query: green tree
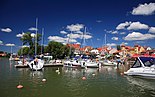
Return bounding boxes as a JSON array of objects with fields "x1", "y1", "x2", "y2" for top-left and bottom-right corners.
[
  {"x1": 45, "y1": 41, "x2": 70, "y2": 59},
  {"x1": 18, "y1": 47, "x2": 30, "y2": 56},
  {"x1": 117, "y1": 45, "x2": 121, "y2": 50},
  {"x1": 20, "y1": 32, "x2": 41, "y2": 55}
]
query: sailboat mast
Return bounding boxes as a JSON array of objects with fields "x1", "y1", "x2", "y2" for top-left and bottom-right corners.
[
  {"x1": 105, "y1": 34, "x2": 106, "y2": 46},
  {"x1": 41, "y1": 28, "x2": 44, "y2": 54},
  {"x1": 35, "y1": 18, "x2": 38, "y2": 56}
]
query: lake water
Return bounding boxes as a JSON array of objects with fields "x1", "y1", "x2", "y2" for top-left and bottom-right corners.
[{"x1": 0, "y1": 58, "x2": 155, "y2": 97}]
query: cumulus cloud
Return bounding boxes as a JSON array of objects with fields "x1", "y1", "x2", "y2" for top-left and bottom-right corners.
[
  {"x1": 127, "y1": 22, "x2": 149, "y2": 30},
  {"x1": 66, "y1": 24, "x2": 84, "y2": 32},
  {"x1": 67, "y1": 33, "x2": 81, "y2": 39},
  {"x1": 149, "y1": 27, "x2": 155, "y2": 33},
  {"x1": 121, "y1": 42, "x2": 128, "y2": 45},
  {"x1": 83, "y1": 34, "x2": 92, "y2": 39},
  {"x1": 111, "y1": 37, "x2": 118, "y2": 40},
  {"x1": 120, "y1": 32, "x2": 126, "y2": 35},
  {"x1": 16, "y1": 32, "x2": 25, "y2": 37},
  {"x1": 124, "y1": 32, "x2": 155, "y2": 41},
  {"x1": 31, "y1": 33, "x2": 36, "y2": 38},
  {"x1": 116, "y1": 22, "x2": 131, "y2": 30},
  {"x1": 132, "y1": 3, "x2": 155, "y2": 15},
  {"x1": 48, "y1": 36, "x2": 77, "y2": 43},
  {"x1": 60, "y1": 31, "x2": 67, "y2": 34},
  {"x1": 0, "y1": 40, "x2": 3, "y2": 45},
  {"x1": 107, "y1": 43, "x2": 117, "y2": 46},
  {"x1": 5, "y1": 43, "x2": 15, "y2": 46},
  {"x1": 1, "y1": 28, "x2": 12, "y2": 32},
  {"x1": 111, "y1": 31, "x2": 118, "y2": 34},
  {"x1": 28, "y1": 27, "x2": 38, "y2": 31}
]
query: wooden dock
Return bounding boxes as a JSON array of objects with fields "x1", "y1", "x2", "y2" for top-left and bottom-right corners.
[{"x1": 15, "y1": 63, "x2": 63, "y2": 68}]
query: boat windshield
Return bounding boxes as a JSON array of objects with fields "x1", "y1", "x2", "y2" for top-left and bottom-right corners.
[{"x1": 140, "y1": 57, "x2": 155, "y2": 67}]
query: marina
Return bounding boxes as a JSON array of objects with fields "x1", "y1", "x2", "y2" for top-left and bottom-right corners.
[{"x1": 0, "y1": 58, "x2": 155, "y2": 97}]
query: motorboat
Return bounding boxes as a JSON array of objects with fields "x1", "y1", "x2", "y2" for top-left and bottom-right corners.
[
  {"x1": 124, "y1": 57, "x2": 155, "y2": 78},
  {"x1": 28, "y1": 58, "x2": 44, "y2": 71},
  {"x1": 64, "y1": 60, "x2": 81, "y2": 67},
  {"x1": 81, "y1": 60, "x2": 101, "y2": 68},
  {"x1": 102, "y1": 60, "x2": 117, "y2": 66}
]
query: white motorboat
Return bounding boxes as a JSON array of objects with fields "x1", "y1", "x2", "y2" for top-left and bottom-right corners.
[
  {"x1": 28, "y1": 58, "x2": 44, "y2": 71},
  {"x1": 102, "y1": 60, "x2": 117, "y2": 66},
  {"x1": 81, "y1": 60, "x2": 101, "y2": 68},
  {"x1": 64, "y1": 60, "x2": 81, "y2": 67},
  {"x1": 124, "y1": 57, "x2": 155, "y2": 78}
]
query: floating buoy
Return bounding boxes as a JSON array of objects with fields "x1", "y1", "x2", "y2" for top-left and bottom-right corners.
[
  {"x1": 92, "y1": 73, "x2": 96, "y2": 76},
  {"x1": 82, "y1": 76, "x2": 86, "y2": 80},
  {"x1": 17, "y1": 85, "x2": 23, "y2": 89},
  {"x1": 42, "y1": 78, "x2": 46, "y2": 82}
]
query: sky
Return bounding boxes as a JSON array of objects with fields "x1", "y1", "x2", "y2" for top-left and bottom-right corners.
[{"x1": 0, "y1": 0, "x2": 155, "y2": 53}]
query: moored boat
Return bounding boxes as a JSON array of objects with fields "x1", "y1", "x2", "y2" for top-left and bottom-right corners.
[
  {"x1": 124, "y1": 57, "x2": 155, "y2": 78},
  {"x1": 28, "y1": 58, "x2": 44, "y2": 71}
]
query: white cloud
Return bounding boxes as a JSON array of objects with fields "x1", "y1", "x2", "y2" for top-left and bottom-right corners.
[
  {"x1": 16, "y1": 32, "x2": 25, "y2": 37},
  {"x1": 149, "y1": 27, "x2": 155, "y2": 33},
  {"x1": 111, "y1": 31, "x2": 118, "y2": 34},
  {"x1": 5, "y1": 43, "x2": 15, "y2": 46},
  {"x1": 60, "y1": 31, "x2": 67, "y2": 34},
  {"x1": 107, "y1": 43, "x2": 117, "y2": 46},
  {"x1": 31, "y1": 33, "x2": 36, "y2": 38},
  {"x1": 116, "y1": 22, "x2": 131, "y2": 30},
  {"x1": 1, "y1": 28, "x2": 12, "y2": 32},
  {"x1": 0, "y1": 40, "x2": 3, "y2": 45},
  {"x1": 83, "y1": 34, "x2": 92, "y2": 39},
  {"x1": 111, "y1": 37, "x2": 118, "y2": 40},
  {"x1": 48, "y1": 36, "x2": 77, "y2": 43},
  {"x1": 121, "y1": 42, "x2": 128, "y2": 45},
  {"x1": 120, "y1": 32, "x2": 126, "y2": 35},
  {"x1": 132, "y1": 3, "x2": 155, "y2": 15},
  {"x1": 124, "y1": 32, "x2": 155, "y2": 41},
  {"x1": 127, "y1": 22, "x2": 149, "y2": 30},
  {"x1": 67, "y1": 33, "x2": 81, "y2": 39},
  {"x1": 66, "y1": 24, "x2": 84, "y2": 32},
  {"x1": 28, "y1": 27, "x2": 38, "y2": 31}
]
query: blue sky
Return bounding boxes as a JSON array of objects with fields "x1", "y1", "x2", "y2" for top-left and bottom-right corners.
[{"x1": 0, "y1": 0, "x2": 155, "y2": 53}]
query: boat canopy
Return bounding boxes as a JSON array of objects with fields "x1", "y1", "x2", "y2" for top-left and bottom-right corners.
[{"x1": 132, "y1": 57, "x2": 155, "y2": 68}]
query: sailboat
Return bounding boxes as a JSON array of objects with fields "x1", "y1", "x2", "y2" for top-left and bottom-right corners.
[
  {"x1": 101, "y1": 34, "x2": 117, "y2": 66},
  {"x1": 28, "y1": 18, "x2": 44, "y2": 71}
]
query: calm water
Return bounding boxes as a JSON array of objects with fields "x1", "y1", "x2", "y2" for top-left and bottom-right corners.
[{"x1": 0, "y1": 58, "x2": 155, "y2": 97}]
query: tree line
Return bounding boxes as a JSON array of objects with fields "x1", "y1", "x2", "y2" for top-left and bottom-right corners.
[{"x1": 18, "y1": 32, "x2": 71, "y2": 59}]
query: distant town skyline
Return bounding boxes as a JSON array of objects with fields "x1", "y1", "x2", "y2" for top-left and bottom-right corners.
[{"x1": 0, "y1": 0, "x2": 155, "y2": 53}]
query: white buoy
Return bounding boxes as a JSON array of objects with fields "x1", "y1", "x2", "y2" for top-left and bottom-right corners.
[
  {"x1": 42, "y1": 78, "x2": 46, "y2": 82},
  {"x1": 92, "y1": 73, "x2": 96, "y2": 76}
]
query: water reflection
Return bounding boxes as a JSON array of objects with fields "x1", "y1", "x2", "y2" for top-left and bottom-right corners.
[{"x1": 125, "y1": 76, "x2": 155, "y2": 91}]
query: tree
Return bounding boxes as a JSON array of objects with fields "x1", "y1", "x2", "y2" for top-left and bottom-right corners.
[
  {"x1": 117, "y1": 45, "x2": 121, "y2": 50},
  {"x1": 20, "y1": 32, "x2": 41, "y2": 55},
  {"x1": 45, "y1": 41, "x2": 70, "y2": 59}
]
